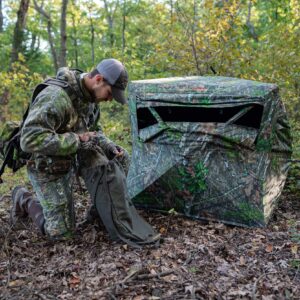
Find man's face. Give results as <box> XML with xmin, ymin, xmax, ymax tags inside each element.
<box><xmin>91</xmin><ymin>75</ymin><xmax>113</xmax><ymax>103</ymax></box>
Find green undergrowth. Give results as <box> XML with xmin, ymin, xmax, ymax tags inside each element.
<box><xmin>288</xmin><ymin>219</ymin><xmax>300</xmax><ymax>269</ymax></box>
<box><xmin>0</xmin><ymin>167</ymin><xmax>29</xmax><ymax>196</ymax></box>
<box><xmin>100</xmin><ymin>101</ymin><xmax>132</xmax><ymax>153</ymax></box>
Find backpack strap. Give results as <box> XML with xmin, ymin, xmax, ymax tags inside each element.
<box><xmin>32</xmin><ymin>78</ymin><xmax>79</xmax><ymax>103</ymax></box>
<box><xmin>22</xmin><ymin>78</ymin><xmax>78</xmax><ymax>123</ymax></box>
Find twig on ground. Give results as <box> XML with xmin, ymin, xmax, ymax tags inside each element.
<box><xmin>135</xmin><ymin>269</ymin><xmax>175</xmax><ymax>280</ymax></box>
<box><xmin>121</xmin><ymin>267</ymin><xmax>142</xmax><ymax>283</ymax></box>
<box><xmin>34</xmin><ymin>293</ymin><xmax>48</xmax><ymax>300</ymax></box>
<box><xmin>252</xmin><ymin>273</ymin><xmax>266</xmax><ymax>300</ymax></box>
<box><xmin>251</xmin><ymin>272</ymin><xmax>278</xmax><ymax>300</ymax></box>
<box><xmin>184</xmin><ymin>253</ymin><xmax>193</xmax><ymax>265</ymax></box>
<box><xmin>184</xmin><ymin>250</ymin><xmax>201</xmax><ymax>266</ymax></box>
<box><xmin>293</xmin><ymin>265</ymin><xmax>299</xmax><ymax>282</ymax></box>
<box><xmin>108</xmin><ymin>291</ymin><xmax>117</xmax><ymax>300</ymax></box>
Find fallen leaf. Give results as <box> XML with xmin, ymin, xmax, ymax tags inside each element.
<box><xmin>36</xmin><ymin>275</ymin><xmax>47</xmax><ymax>282</ymax></box>
<box><xmin>262</xmin><ymin>295</ymin><xmax>275</xmax><ymax>300</ymax></box>
<box><xmin>239</xmin><ymin>256</ymin><xmax>246</xmax><ymax>266</ymax></box>
<box><xmin>8</xmin><ymin>279</ymin><xmax>25</xmax><ymax>287</ymax></box>
<box><xmin>217</xmin><ymin>262</ymin><xmax>230</xmax><ymax>275</ymax></box>
<box><xmin>265</xmin><ymin>244</ymin><xmax>273</xmax><ymax>253</ymax></box>
<box><xmin>150</xmin><ymin>269</ymin><xmax>157</xmax><ymax>275</ymax></box>
<box><xmin>256</xmin><ymin>234</ymin><xmax>266</xmax><ymax>240</ymax></box>
<box><xmin>159</xmin><ymin>227</ymin><xmax>166</xmax><ymax>234</ymax></box>
<box><xmin>185</xmin><ymin>285</ymin><xmax>195</xmax><ymax>294</ymax></box>
<box><xmin>163</xmin><ymin>274</ymin><xmax>178</xmax><ymax>282</ymax></box>
<box><xmin>278</xmin><ymin>260</ymin><xmax>288</xmax><ymax>268</ymax></box>
<box><xmin>68</xmin><ymin>274</ymin><xmax>80</xmax><ymax>287</ymax></box>
<box><xmin>133</xmin><ymin>296</ymin><xmax>146</xmax><ymax>300</ymax></box>
<box><xmin>152</xmin><ymin>250</ymin><xmax>162</xmax><ymax>260</ymax></box>
<box><xmin>291</xmin><ymin>244</ymin><xmax>298</xmax><ymax>255</ymax></box>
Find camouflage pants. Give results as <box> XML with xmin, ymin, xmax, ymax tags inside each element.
<box><xmin>27</xmin><ymin>148</ymin><xmax>130</xmax><ymax>240</ymax></box>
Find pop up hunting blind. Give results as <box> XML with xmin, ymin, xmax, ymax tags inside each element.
<box><xmin>126</xmin><ymin>76</ymin><xmax>292</xmax><ymax>227</ymax></box>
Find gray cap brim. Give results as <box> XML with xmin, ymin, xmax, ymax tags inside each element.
<box><xmin>112</xmin><ymin>87</ymin><xmax>127</xmax><ymax>104</ymax></box>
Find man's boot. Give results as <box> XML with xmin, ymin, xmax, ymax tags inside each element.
<box><xmin>11</xmin><ymin>186</ymin><xmax>45</xmax><ymax>234</ymax></box>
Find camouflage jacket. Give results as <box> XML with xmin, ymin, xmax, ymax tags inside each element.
<box><xmin>20</xmin><ymin>68</ymin><xmax>115</xmax><ymax>159</ymax></box>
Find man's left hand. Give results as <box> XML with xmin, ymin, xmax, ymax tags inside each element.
<box><xmin>112</xmin><ymin>145</ymin><xmax>124</xmax><ymax>157</ymax></box>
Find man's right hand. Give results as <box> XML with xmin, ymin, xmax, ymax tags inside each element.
<box><xmin>78</xmin><ymin>131</ymin><xmax>97</xmax><ymax>142</ymax></box>
<box><xmin>77</xmin><ymin>132</ymin><xmax>101</xmax><ymax>152</ymax></box>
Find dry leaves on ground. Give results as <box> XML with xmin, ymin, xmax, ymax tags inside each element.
<box><xmin>0</xmin><ymin>182</ymin><xmax>299</xmax><ymax>299</ymax></box>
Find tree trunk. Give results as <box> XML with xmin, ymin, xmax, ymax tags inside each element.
<box><xmin>30</xmin><ymin>34</ymin><xmax>36</xmax><ymax>51</ymax></box>
<box><xmin>122</xmin><ymin>0</ymin><xmax>126</xmax><ymax>58</ymax></box>
<box><xmin>175</xmin><ymin>1</ymin><xmax>202</xmax><ymax>74</ymax></box>
<box><xmin>47</xmin><ymin>19</ymin><xmax>59</xmax><ymax>71</ymax></box>
<box><xmin>59</xmin><ymin>0</ymin><xmax>68</xmax><ymax>67</ymax></box>
<box><xmin>246</xmin><ymin>0</ymin><xmax>258</xmax><ymax>41</ymax></box>
<box><xmin>10</xmin><ymin>0</ymin><xmax>30</xmax><ymax>65</ymax></box>
<box><xmin>87</xmin><ymin>4</ymin><xmax>95</xmax><ymax>66</ymax></box>
<box><xmin>70</xmin><ymin>2</ymin><xmax>78</xmax><ymax>68</ymax></box>
<box><xmin>103</xmin><ymin>0</ymin><xmax>118</xmax><ymax>48</ymax></box>
<box><xmin>190</xmin><ymin>0</ymin><xmax>201</xmax><ymax>75</ymax></box>
<box><xmin>0</xmin><ymin>0</ymin><xmax>3</xmax><ymax>33</ymax></box>
<box><xmin>33</xmin><ymin>0</ymin><xmax>59</xmax><ymax>71</ymax></box>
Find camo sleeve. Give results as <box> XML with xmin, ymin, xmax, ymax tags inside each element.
<box><xmin>20</xmin><ymin>86</ymin><xmax>80</xmax><ymax>156</ymax></box>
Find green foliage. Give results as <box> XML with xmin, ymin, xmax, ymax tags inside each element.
<box><xmin>288</xmin><ymin>219</ymin><xmax>300</xmax><ymax>268</ymax></box>
<box><xmin>285</xmin><ymin>163</ymin><xmax>300</xmax><ymax>195</ymax></box>
<box><xmin>0</xmin><ymin>56</ymin><xmax>42</xmax><ymax>120</ymax></box>
<box><xmin>290</xmin><ymin>120</ymin><xmax>300</xmax><ymax>159</ymax></box>
<box><xmin>237</xmin><ymin>202</ymin><xmax>264</xmax><ymax>223</ymax></box>
<box><xmin>178</xmin><ymin>162</ymin><xmax>208</xmax><ymax>194</ymax></box>
<box><xmin>224</xmin><ymin>201</ymin><xmax>264</xmax><ymax>224</ymax></box>
<box><xmin>0</xmin><ymin>168</ymin><xmax>29</xmax><ymax>195</ymax></box>
<box><xmin>99</xmin><ymin>101</ymin><xmax>131</xmax><ymax>152</ymax></box>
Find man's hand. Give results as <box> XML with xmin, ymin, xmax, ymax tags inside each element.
<box><xmin>78</xmin><ymin>131</ymin><xmax>97</xmax><ymax>142</ymax></box>
<box><xmin>78</xmin><ymin>132</ymin><xmax>100</xmax><ymax>151</ymax></box>
<box><xmin>77</xmin><ymin>132</ymin><xmax>124</xmax><ymax>158</ymax></box>
<box><xmin>112</xmin><ymin>145</ymin><xmax>124</xmax><ymax>157</ymax></box>
<box><xmin>106</xmin><ymin>144</ymin><xmax>124</xmax><ymax>158</ymax></box>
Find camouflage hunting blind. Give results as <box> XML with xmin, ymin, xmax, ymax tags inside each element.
<box><xmin>127</xmin><ymin>76</ymin><xmax>292</xmax><ymax>227</ymax></box>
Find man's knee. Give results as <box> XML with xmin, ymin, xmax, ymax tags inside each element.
<box><xmin>28</xmin><ymin>171</ymin><xmax>75</xmax><ymax>240</ymax></box>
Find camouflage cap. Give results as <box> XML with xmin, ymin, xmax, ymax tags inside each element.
<box><xmin>96</xmin><ymin>59</ymin><xmax>128</xmax><ymax>104</ymax></box>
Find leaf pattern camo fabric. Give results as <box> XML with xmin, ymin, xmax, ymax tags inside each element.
<box><xmin>127</xmin><ymin>76</ymin><xmax>292</xmax><ymax>227</ymax></box>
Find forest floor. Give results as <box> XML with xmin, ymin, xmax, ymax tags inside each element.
<box><xmin>0</xmin><ymin>172</ymin><xmax>299</xmax><ymax>300</ymax></box>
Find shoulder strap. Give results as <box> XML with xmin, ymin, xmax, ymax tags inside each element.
<box><xmin>32</xmin><ymin>78</ymin><xmax>79</xmax><ymax>103</ymax></box>
<box><xmin>69</xmin><ymin>68</ymin><xmax>84</xmax><ymax>74</ymax></box>
<box><xmin>22</xmin><ymin>78</ymin><xmax>75</xmax><ymax>125</ymax></box>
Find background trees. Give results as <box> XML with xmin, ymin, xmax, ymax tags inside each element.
<box><xmin>0</xmin><ymin>0</ymin><xmax>299</xmax><ymax>156</ymax></box>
